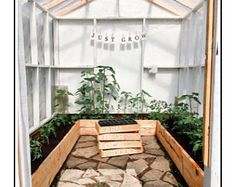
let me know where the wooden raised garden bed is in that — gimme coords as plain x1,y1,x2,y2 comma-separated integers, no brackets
156,121,204,187
31,119,204,187
31,122,80,187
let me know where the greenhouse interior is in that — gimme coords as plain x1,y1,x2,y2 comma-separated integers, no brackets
17,0,220,186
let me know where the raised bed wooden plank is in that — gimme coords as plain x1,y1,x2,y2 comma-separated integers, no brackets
96,123,140,134
80,127,97,135
100,147,144,157
156,121,183,172
140,128,156,136
32,123,80,187
136,120,156,128
156,121,204,187
98,141,142,150
98,133,141,141
79,120,98,128
182,151,204,187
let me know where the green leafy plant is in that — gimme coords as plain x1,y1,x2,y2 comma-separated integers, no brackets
148,100,169,123
130,90,151,113
75,66,120,115
52,114,67,128
167,93,203,155
39,123,56,144
54,88,73,113
118,91,133,113
30,138,42,161
176,92,201,113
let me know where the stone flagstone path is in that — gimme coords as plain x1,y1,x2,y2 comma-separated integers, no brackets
52,136,182,187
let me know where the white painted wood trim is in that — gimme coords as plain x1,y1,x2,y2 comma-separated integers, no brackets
33,68,40,127
53,19,59,66
140,18,146,92
35,1,56,19
44,13,51,66
17,1,32,185
46,68,52,117
56,17,183,21
93,19,97,66
30,2,38,65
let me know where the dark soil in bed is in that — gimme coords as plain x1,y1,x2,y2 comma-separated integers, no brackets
31,124,73,174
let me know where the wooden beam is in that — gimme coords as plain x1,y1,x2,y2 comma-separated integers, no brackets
53,0,93,17
175,0,194,9
43,0,65,10
203,0,217,167
149,0,187,17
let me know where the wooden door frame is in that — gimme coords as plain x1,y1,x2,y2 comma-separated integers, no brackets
203,0,218,167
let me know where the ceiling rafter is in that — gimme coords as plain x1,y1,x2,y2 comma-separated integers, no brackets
148,0,187,17
53,0,93,17
174,0,194,9
35,0,205,19
43,0,66,10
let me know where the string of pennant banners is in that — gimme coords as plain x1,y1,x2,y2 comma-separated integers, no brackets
90,31,147,45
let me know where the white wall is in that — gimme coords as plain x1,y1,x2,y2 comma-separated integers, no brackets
56,18,184,112
23,1,207,116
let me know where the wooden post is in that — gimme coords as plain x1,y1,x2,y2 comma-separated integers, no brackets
203,0,217,167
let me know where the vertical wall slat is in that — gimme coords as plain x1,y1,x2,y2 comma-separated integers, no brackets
44,13,51,66
30,2,38,65
33,68,40,127
18,0,32,186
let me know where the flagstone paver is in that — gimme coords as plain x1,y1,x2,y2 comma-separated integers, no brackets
53,135,184,187
150,156,171,172
108,156,129,168
72,146,98,158
163,172,179,186
76,161,98,170
126,159,148,175
65,156,88,168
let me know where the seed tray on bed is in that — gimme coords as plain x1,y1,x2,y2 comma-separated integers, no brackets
98,119,137,126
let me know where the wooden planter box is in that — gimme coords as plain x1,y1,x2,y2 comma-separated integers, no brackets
156,121,204,187
31,119,204,187
32,122,80,187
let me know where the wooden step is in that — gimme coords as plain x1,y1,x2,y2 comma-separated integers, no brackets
98,141,142,150
98,133,141,141
96,123,140,134
100,147,144,157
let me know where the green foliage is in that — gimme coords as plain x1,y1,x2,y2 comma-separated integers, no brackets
118,91,133,113
176,92,201,113
130,90,151,113
75,66,120,114
148,93,203,155
54,88,73,113
168,93,202,155
148,100,169,122
52,114,67,128
30,138,42,161
39,123,56,144
31,114,79,162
